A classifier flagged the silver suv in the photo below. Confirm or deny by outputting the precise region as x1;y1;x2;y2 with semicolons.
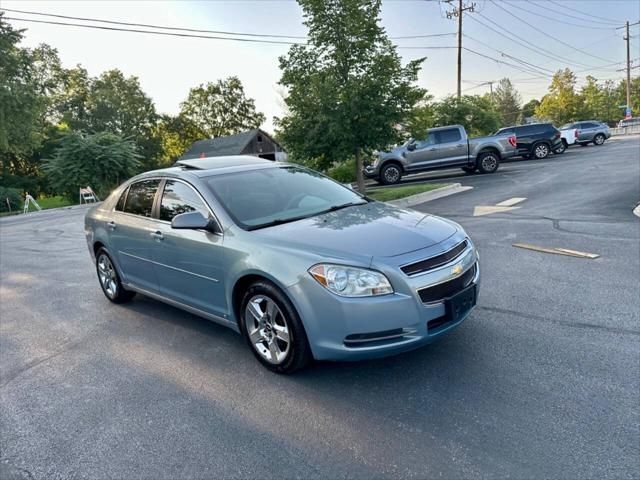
563;121;610;146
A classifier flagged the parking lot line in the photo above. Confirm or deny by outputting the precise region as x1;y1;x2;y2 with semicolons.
513;243;600;259
496;197;527;207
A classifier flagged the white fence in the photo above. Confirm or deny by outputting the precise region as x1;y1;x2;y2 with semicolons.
611;125;640;136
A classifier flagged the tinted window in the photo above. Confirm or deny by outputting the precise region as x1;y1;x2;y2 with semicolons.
582;122;598;128
115;187;128;212
159;180;209;222
123;180;160;217
515;125;539;135
435;128;462;144
205;166;366;230
497;128;515;135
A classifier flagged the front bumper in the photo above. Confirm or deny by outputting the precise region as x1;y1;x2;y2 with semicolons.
363;164;380;179
287;244;480;361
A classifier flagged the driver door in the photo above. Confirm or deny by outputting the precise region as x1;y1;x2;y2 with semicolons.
405;135;439;170
150;179;227;318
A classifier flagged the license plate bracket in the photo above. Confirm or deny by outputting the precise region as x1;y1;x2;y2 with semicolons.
445;284;476;323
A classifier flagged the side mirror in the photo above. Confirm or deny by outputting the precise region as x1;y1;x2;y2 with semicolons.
171;211;220;234
406;142;416;151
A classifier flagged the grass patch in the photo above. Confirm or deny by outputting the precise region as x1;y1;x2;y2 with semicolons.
35;195;75;210
367;183;448;202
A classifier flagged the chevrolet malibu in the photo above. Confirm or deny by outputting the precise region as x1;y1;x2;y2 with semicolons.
85;156;479;373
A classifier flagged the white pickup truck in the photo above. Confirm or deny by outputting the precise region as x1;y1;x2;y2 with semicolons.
555;125;578;153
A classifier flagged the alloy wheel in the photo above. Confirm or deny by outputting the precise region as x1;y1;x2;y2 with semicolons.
244;295;291;365
594;135;605;145
97;253;118;299
481;155;497;171
384;166;400;184
535;144;549;158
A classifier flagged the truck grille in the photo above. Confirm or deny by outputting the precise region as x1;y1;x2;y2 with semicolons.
418;263;476;303
401;240;468;276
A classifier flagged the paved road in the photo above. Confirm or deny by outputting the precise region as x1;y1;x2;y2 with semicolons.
1;137;639;479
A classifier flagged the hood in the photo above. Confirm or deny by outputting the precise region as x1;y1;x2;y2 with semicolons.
254;202;458;258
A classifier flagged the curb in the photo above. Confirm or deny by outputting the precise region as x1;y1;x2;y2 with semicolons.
387;183;473;208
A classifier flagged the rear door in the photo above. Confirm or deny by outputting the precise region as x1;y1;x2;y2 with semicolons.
150;179;227;317
108;179;162;293
513;125;538;155
577;122;597;141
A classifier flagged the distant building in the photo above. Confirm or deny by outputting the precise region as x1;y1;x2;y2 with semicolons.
180;129;287;161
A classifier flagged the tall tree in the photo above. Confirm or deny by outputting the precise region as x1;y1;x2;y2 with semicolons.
535;69;583;125
277;0;425;192
493;78;521;126
179;77;265;139
85;69;159;169
521;99;540;120
432;95;501;136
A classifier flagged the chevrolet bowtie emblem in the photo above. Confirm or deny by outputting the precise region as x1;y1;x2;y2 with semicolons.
451;263;463;276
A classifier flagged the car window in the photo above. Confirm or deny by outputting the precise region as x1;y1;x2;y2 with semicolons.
516;125;537;135
583;122;597;129
415;135;435;149
123;179;160;218
435;128;462;144
496;128;514;135
115;187;128;212
159;180;209;222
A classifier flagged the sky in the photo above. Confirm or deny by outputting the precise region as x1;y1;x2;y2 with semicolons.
2;0;639;131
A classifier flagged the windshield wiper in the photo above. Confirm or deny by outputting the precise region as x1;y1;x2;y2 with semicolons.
248;201;367;231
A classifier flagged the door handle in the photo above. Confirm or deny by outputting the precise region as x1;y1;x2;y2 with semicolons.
107;221;116;230
456;144;465;147
150;231;164;241
428;148;437;151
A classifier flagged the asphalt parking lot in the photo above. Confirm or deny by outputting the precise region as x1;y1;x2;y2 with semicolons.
1;136;639;479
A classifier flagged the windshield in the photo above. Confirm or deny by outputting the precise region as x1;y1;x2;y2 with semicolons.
560;123;572;129
204;166;367;230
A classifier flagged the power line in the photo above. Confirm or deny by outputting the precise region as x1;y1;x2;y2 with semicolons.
489;0;614;64
0;7;456;41
505;1;620;30
546;0;624;25
523;1;623;28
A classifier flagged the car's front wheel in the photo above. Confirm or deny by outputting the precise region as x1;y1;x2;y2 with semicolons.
240;281;312;373
96;248;135;304
533;142;550;159
594;134;605;145
379;163;402;185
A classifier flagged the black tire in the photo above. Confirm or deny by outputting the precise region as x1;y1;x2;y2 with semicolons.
553;142;566;154
379;163;402;185
476;151;500;174
532;142;550;159
95;248;135;304
593;134;606;146
461;166;476;174
239;280;312;374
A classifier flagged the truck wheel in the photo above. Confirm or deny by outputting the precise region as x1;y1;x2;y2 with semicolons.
477;152;500;174
380;163;402;185
461;166;476;174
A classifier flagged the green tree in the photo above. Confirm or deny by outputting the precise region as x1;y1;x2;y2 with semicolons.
44;131;140;199
432;95;501;136
152;114;202;167
406;95;435;139
521;99;540;119
0;13;47;192
54;66;91;130
277;0;425;192
535;68;583;124
179;77;265;139
493;78;521;126
85;69;160;169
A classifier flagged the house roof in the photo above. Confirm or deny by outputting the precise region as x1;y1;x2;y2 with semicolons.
180;129;264;160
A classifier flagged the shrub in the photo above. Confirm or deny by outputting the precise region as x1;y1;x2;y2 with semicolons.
0;187;23;213
327;158;357;183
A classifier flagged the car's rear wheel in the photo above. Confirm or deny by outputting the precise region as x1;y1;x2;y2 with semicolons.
379;163;402;185
533;142;550;159
461;166;476;174
477;152;500;174
594;134;605;145
240;281;312;373
96;248;135;304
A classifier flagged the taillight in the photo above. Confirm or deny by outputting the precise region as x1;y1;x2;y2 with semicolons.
508;135;517;147
554;131;561;139
574;129;578;138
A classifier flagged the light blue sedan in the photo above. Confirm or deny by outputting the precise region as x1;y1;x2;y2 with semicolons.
85;156;479;373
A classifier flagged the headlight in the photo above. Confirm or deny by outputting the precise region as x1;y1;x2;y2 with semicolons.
308;264;393;297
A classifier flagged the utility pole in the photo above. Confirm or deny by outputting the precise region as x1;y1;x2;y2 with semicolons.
617;20;639;117
487;81;494;103
445;0;476;99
